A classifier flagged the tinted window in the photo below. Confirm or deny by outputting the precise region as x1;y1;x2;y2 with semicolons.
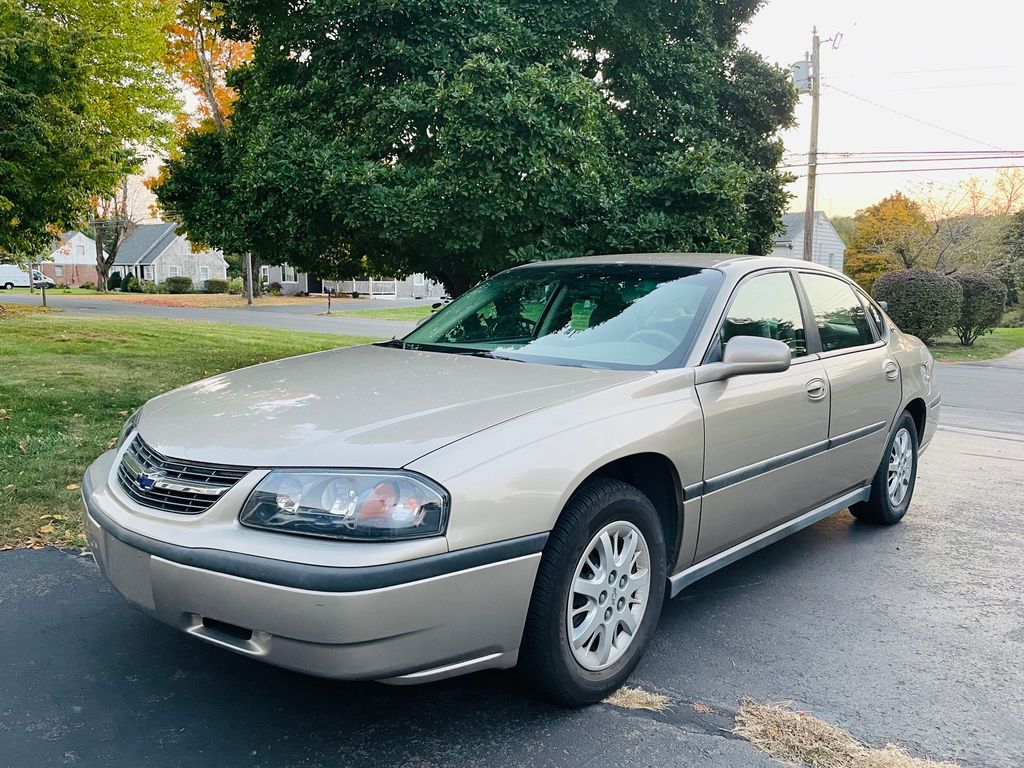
799;273;875;352
717;272;807;359
400;264;722;369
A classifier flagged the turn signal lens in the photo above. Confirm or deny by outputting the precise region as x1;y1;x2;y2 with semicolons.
239;471;448;541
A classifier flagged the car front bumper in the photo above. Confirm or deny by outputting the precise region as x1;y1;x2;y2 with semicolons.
82;452;543;684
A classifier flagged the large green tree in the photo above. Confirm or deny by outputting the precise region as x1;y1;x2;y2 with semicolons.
157;0;796;295
0;0;177;262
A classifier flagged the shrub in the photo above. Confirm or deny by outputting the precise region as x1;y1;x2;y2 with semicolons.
80;281;95;290
204;278;229;294
872;268;963;343
156;283;170;294
139;280;159;294
121;274;140;292
350;291;360;299
950;271;1007;345
227;277;244;295
106;271;122;290
266;281;283;296
165;276;194;294
1001;307;1024;327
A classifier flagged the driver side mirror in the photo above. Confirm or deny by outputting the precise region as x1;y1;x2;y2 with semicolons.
694;336;792;384
877;300;888;312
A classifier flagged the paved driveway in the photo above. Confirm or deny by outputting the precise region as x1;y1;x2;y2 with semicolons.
2;354;1022;768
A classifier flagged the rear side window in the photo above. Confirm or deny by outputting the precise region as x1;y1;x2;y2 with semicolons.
716;272;808;359
799;273;875;352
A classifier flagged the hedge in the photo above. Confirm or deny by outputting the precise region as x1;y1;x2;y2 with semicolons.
872;268;962;343
951;271;1007;346
165;276;194;294
204;278;229;294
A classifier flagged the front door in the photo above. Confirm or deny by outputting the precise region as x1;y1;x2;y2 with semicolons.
797;272;903;493
695;271;832;560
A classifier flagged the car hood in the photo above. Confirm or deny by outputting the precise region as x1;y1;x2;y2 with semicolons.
137;344;646;468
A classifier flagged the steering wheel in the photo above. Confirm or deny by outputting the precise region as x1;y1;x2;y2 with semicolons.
626;328;679;351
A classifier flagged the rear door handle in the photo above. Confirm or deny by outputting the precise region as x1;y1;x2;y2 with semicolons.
805;378;828;400
883;361;899;381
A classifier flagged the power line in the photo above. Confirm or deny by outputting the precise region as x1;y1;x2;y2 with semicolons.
791;163;1024;177
779;153;1024;169
823;84;1006;151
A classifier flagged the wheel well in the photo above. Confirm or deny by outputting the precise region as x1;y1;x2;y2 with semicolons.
905;398;926;439
583;453;683;566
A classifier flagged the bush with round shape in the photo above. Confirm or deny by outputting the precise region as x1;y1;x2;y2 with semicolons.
165;276;194;294
872;269;962;343
139;280;158;294
106;271;122;290
227;277;244;295
204;278;229;294
950;271;1007;346
121;274;140;292
266;281;283;296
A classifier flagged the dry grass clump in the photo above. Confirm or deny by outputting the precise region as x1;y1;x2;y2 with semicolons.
603;686;672;712
734;699;958;768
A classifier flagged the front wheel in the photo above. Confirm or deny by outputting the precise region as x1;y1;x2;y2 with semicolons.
2;282;13;290
519;478;666;705
850;411;919;525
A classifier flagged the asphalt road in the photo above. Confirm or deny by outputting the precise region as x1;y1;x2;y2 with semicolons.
0;292;418;339
2;359;1022;767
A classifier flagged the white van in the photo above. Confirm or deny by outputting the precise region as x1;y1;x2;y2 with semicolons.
0;264;56;290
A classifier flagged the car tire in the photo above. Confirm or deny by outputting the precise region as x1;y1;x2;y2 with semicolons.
850;411;919;525
2;282;12;290
519;478;667;706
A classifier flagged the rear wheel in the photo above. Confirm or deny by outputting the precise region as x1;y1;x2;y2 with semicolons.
519;478;666;705
850;411;919;525
2;282;13;290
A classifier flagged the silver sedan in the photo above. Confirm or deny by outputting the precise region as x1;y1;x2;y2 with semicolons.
82;254;939;705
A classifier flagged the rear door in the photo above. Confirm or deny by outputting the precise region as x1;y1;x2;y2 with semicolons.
694;270;832;560
796;272;903;493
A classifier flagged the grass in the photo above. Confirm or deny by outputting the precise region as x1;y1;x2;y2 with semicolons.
734;699;958;768
928;326;1024;363
603;686;672;712
0;307;375;549
333;304;435;322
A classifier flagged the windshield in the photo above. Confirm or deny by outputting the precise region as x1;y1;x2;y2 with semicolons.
397;264;721;369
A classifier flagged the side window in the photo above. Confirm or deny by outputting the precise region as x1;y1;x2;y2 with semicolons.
717;272;807;359
799;273;875;352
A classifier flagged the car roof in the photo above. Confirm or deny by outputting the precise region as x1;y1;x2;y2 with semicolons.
510;253;843;276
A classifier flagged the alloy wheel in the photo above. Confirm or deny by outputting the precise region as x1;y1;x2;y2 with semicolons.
566;521;651;671
887;427;913;506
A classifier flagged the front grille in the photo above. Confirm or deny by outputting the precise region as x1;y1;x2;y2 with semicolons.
116;435;251;514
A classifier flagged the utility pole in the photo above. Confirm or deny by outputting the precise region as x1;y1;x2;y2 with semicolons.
802;27;821;263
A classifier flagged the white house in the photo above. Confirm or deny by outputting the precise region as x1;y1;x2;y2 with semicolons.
112;223;228;288
41;231;106;286
771;212;846;271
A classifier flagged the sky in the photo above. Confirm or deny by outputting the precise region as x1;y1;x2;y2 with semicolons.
741;0;1024;217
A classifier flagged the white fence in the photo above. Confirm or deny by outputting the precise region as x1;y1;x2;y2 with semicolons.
332;279;399;298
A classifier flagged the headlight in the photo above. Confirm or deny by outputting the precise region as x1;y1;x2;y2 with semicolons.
239;470;449;541
116;409;141;448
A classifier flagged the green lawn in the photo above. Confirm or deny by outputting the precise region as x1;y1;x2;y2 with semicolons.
3;286;98;295
0;306;374;549
333;304;435;321
928;327;1024;363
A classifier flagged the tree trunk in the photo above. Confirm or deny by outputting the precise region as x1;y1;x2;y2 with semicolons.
93;222;107;292
439;271;474;299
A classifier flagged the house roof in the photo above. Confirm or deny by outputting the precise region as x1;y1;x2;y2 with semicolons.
775;211;837;244
113;223;178;266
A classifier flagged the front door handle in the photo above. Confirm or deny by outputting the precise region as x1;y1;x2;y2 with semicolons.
805;377;828;400
883;360;899;381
